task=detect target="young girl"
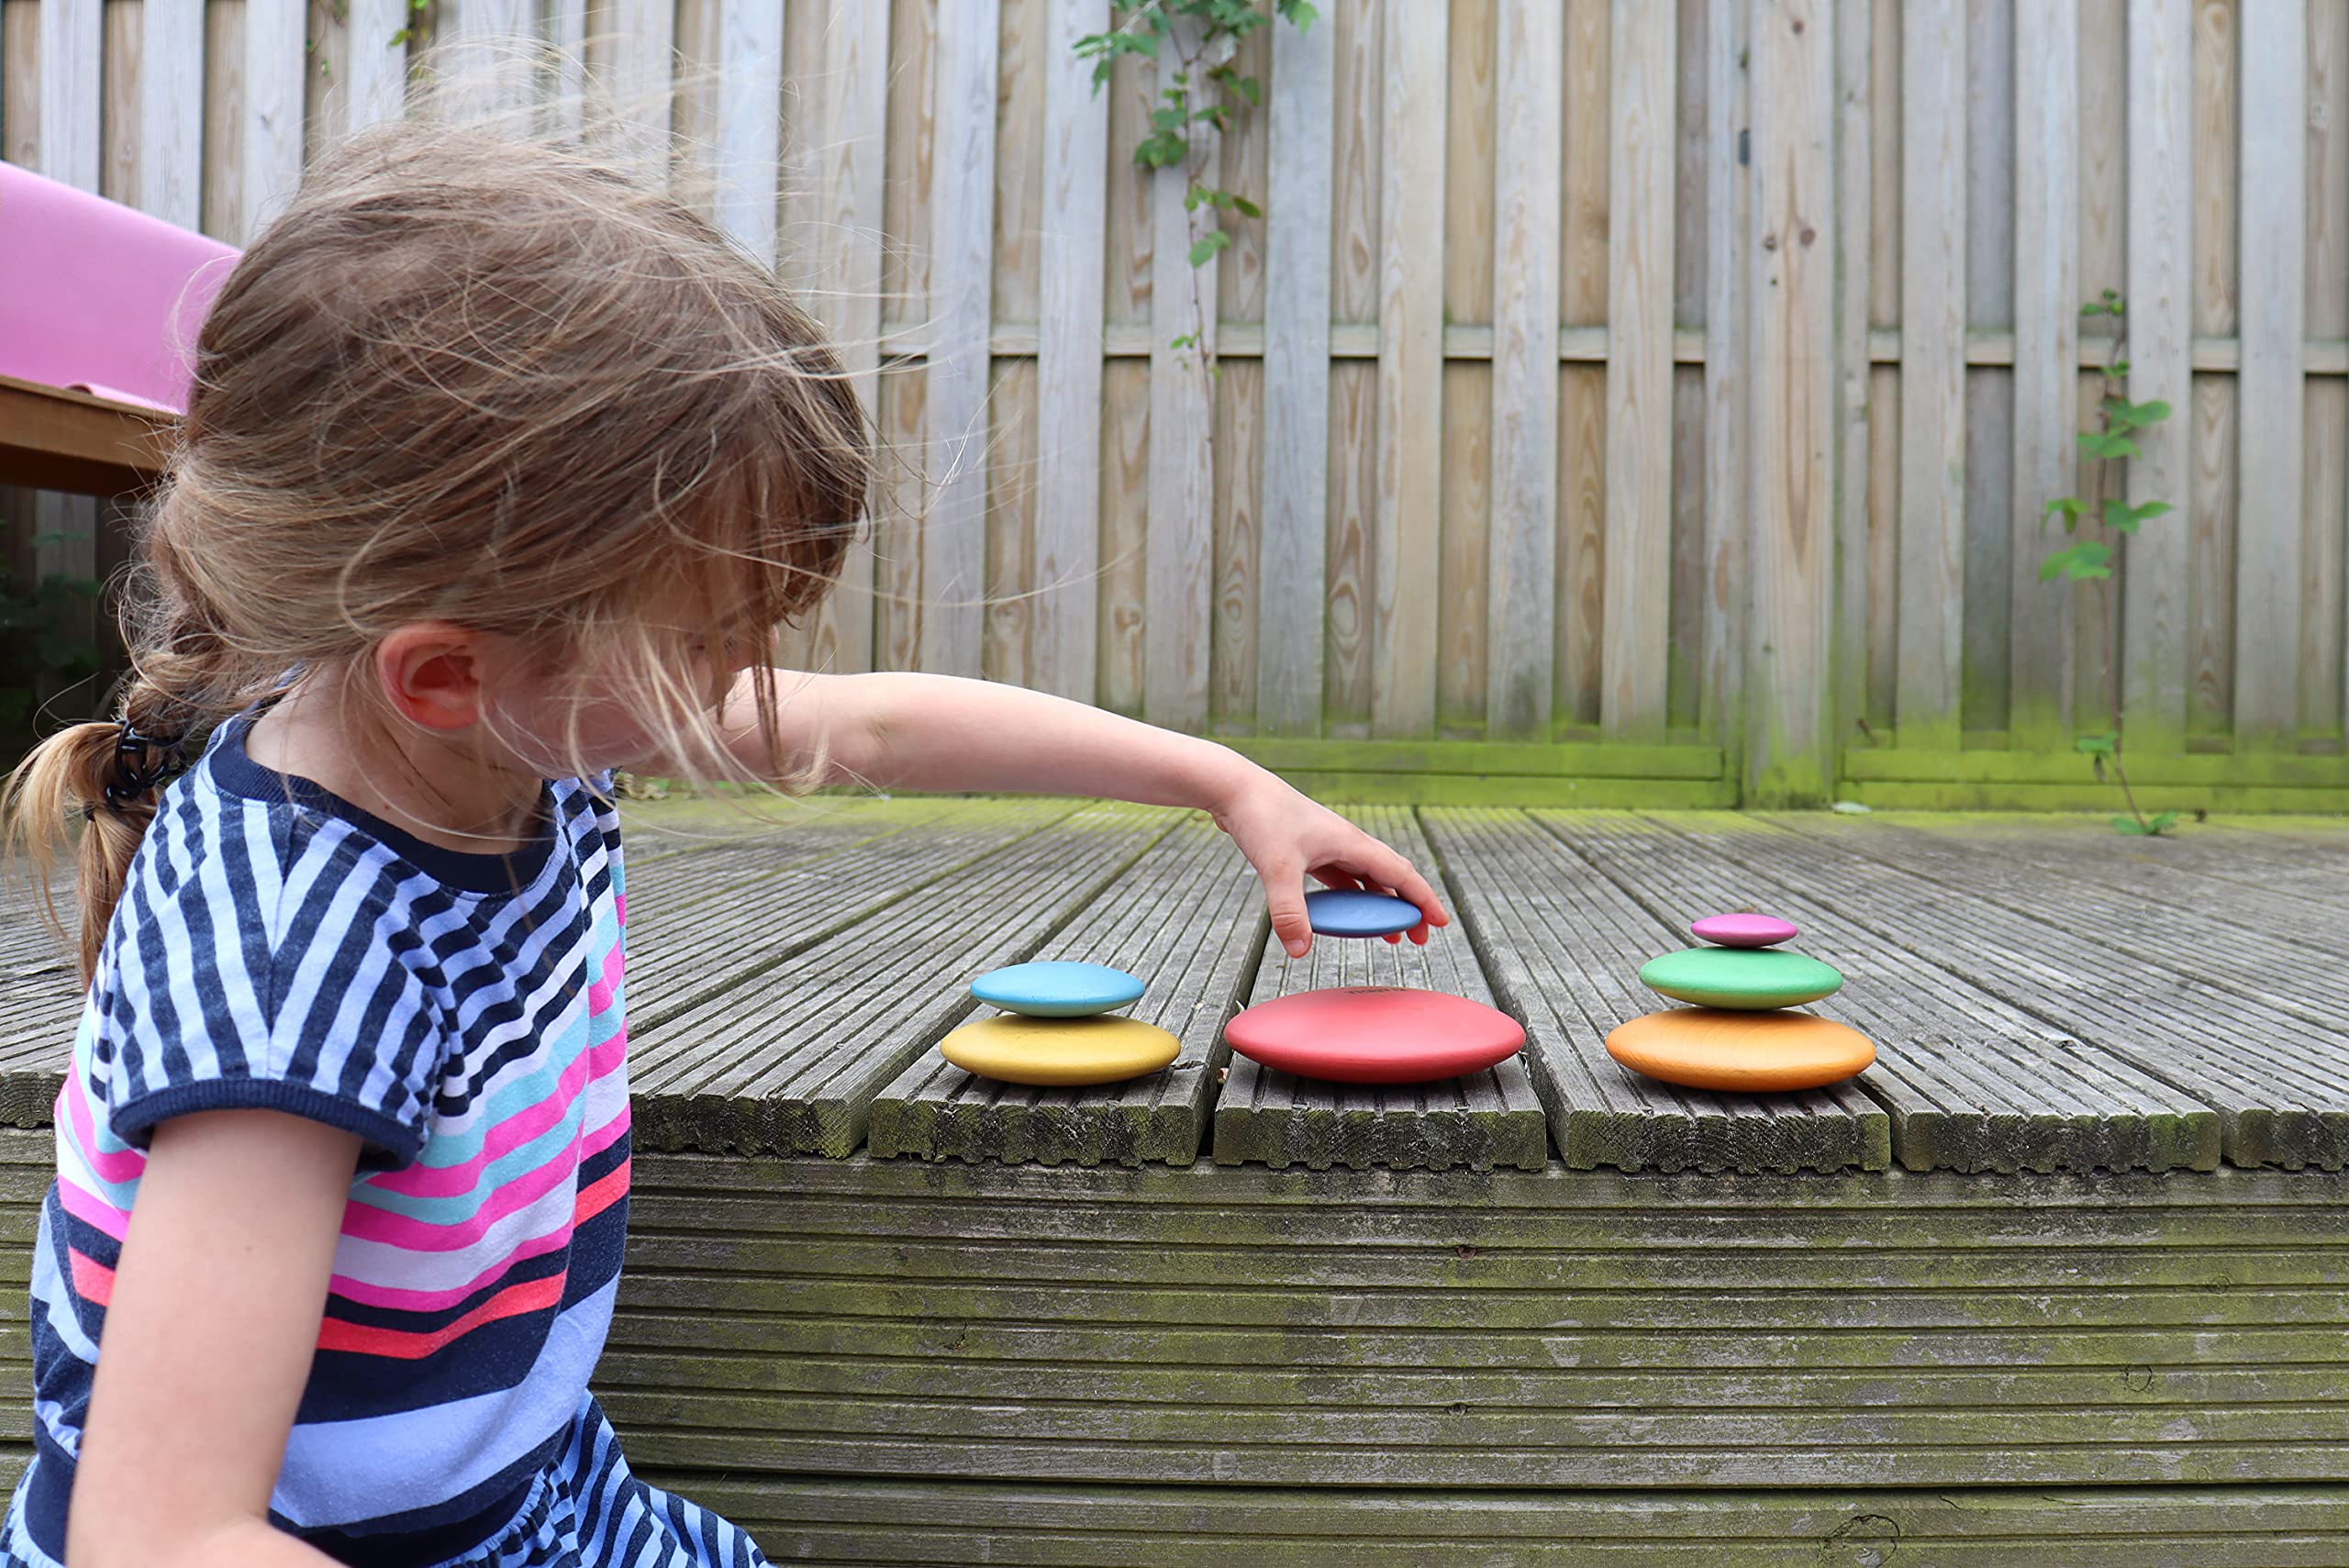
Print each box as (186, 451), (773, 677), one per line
(0, 122), (1444, 1567)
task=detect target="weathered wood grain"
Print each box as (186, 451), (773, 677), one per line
(1599, 0), (1674, 741)
(1895, 0), (1965, 751)
(2124, 0), (2196, 753)
(2008, 0), (2078, 748)
(1255, 6), (1334, 736)
(1368, 1), (1444, 740)
(595, 1473), (2349, 1568)
(138, 0), (203, 227)
(1422, 807), (1887, 1173)
(1702, 0), (1748, 759)
(1742, 0), (1835, 802)
(1485, 0), (1561, 739)
(918, 0), (995, 680)
(584, 1148), (2349, 1489)
(622, 797), (1085, 1031)
(1213, 806), (1547, 1173)
(1547, 810), (2220, 1174)
(2234, 0), (2308, 748)
(1031, 0), (1105, 706)
(867, 817), (1265, 1168)
(1142, 30), (1216, 731)
(626, 803), (1175, 1155)
(1666, 812), (2349, 1170)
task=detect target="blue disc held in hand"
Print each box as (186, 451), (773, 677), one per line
(1304, 888), (1422, 938)
(971, 960), (1146, 1018)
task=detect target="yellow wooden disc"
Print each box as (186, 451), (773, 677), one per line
(1605, 1008), (1876, 1093)
(940, 1013), (1182, 1087)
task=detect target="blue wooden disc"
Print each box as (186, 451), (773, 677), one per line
(1305, 888), (1423, 938)
(970, 960), (1146, 1018)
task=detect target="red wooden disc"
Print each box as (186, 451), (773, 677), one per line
(1223, 986), (1527, 1084)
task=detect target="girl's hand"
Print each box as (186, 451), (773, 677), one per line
(1208, 774), (1451, 958)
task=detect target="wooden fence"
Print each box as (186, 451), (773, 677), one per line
(3, 1), (2346, 809)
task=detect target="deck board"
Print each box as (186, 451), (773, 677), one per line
(1643, 814), (2349, 1170)
(625, 797), (1084, 1032)
(627, 802), (1177, 1155)
(586, 1149), (2349, 1490)
(866, 817), (1267, 1167)
(1422, 808), (1889, 1173)
(1210, 806), (1550, 1173)
(1542, 812), (2221, 1173)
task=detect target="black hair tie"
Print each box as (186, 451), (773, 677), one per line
(102, 721), (188, 805)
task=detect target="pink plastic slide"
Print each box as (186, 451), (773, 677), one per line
(0, 161), (239, 415)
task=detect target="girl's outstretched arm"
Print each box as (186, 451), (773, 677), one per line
(69, 1109), (360, 1568)
(716, 670), (1449, 957)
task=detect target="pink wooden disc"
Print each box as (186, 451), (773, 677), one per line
(1223, 986), (1527, 1084)
(1689, 912), (1799, 948)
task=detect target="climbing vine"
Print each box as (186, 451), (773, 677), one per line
(1076, 0), (1316, 371)
(2039, 288), (2180, 836)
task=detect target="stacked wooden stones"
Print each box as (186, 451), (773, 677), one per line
(1605, 913), (1877, 1092)
(938, 961), (1181, 1086)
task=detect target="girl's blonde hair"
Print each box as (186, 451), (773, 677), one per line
(4, 119), (871, 981)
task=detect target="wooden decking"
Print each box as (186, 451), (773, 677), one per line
(4, 803), (2349, 1562)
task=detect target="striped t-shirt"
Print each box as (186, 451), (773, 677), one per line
(1, 716), (734, 1564)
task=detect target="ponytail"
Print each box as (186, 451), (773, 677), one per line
(3, 697), (191, 984)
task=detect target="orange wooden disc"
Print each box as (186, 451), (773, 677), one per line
(1605, 1007), (1876, 1092)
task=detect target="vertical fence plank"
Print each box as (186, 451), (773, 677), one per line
(440, 0), (539, 122)
(36, 0), (95, 191)
(806, 0), (889, 680)
(1324, 1), (1377, 732)
(1368, 0), (1443, 738)
(1437, 0), (1492, 732)
(2009, 0), (2078, 749)
(1896, 0), (1965, 751)
(1599, 0), (1673, 740)
(2125, 0), (2195, 751)
(1830, 0), (1870, 766)
(1257, 9), (1333, 735)
(2189, 0), (2236, 738)
(139, 0), (202, 225)
(1961, 0), (2012, 738)
(710, 0), (782, 270)
(1558, 0), (1609, 732)
(920, 0), (996, 679)
(1143, 38), (1215, 729)
(1031, 0), (1106, 704)
(1704, 0), (1750, 756)
(984, 0), (1046, 690)
(1213, 358), (1264, 729)
(32, 0), (97, 723)
(599, 0), (676, 185)
(240, 0), (304, 235)
(544, 0), (586, 140)
(1745, 0), (1834, 803)
(1486, 0), (1561, 738)
(2316, 0), (2349, 739)
(2234, 0), (2305, 747)
(874, 0), (934, 676)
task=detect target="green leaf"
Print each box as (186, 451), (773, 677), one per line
(2042, 496), (2087, 528)
(2075, 733), (2118, 756)
(1279, 1), (1320, 31)
(1168, 332), (1197, 351)
(2147, 811), (2180, 834)
(2113, 816), (2154, 835)
(2102, 498), (2174, 533)
(1187, 228), (1231, 267)
(1231, 73), (1263, 106)
(2040, 542), (2114, 582)
(2076, 430), (2142, 461)
(1231, 195), (1262, 219)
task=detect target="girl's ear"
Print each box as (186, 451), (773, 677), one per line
(375, 624), (490, 732)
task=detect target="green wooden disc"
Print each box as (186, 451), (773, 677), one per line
(1636, 947), (1843, 1010)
